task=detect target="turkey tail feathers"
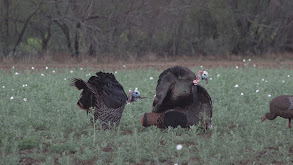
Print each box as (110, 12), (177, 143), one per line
(71, 78), (87, 90)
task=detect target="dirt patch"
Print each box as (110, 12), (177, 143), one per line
(102, 145), (113, 153)
(19, 157), (44, 165)
(74, 157), (99, 165)
(121, 130), (133, 135)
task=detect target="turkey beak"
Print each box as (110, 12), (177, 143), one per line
(261, 115), (267, 122)
(206, 123), (212, 130)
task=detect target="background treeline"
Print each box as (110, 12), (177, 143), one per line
(0, 0), (292, 58)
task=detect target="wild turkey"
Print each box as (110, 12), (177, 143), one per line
(146, 66), (212, 129)
(127, 88), (144, 103)
(71, 71), (127, 129)
(152, 66), (208, 113)
(262, 95), (293, 128)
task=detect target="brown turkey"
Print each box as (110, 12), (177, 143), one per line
(144, 66), (212, 129)
(262, 95), (293, 128)
(71, 72), (127, 129)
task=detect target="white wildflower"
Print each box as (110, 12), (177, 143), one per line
(23, 98), (27, 102)
(268, 94), (271, 97)
(114, 71), (117, 74)
(135, 87), (138, 91)
(248, 59), (251, 62)
(123, 65), (126, 68)
(217, 74), (220, 77)
(243, 59), (246, 62)
(80, 68), (83, 70)
(31, 67), (35, 70)
(253, 64), (256, 67)
(234, 84), (239, 88)
(235, 66), (238, 69)
(265, 80), (268, 83)
(200, 65), (203, 68)
(282, 80), (285, 83)
(176, 144), (183, 150)
(52, 70), (56, 73)
(262, 79), (264, 81)
(256, 90), (259, 93)
(10, 96), (14, 100)
(15, 72), (19, 75)
(64, 78), (67, 80)
(2, 86), (5, 88)
(241, 93), (244, 96)
(45, 66), (48, 70)
(288, 75), (290, 78)
(70, 70), (73, 73)
(41, 73), (44, 76)
(150, 77), (154, 80)
(12, 66), (15, 69)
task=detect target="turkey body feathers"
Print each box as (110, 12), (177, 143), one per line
(152, 66), (196, 113)
(151, 66), (213, 128)
(71, 72), (127, 129)
(267, 95), (293, 120)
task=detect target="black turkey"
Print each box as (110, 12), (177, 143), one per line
(71, 71), (127, 129)
(147, 66), (212, 129)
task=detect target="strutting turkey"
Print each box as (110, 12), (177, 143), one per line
(262, 95), (293, 128)
(142, 66), (212, 129)
(71, 72), (127, 129)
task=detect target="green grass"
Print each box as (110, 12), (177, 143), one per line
(1, 65), (293, 164)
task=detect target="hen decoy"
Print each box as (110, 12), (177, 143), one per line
(146, 66), (212, 129)
(71, 72), (127, 129)
(262, 95), (293, 128)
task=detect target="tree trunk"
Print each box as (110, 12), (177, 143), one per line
(41, 21), (52, 52)
(2, 0), (10, 56)
(12, 2), (42, 53)
(74, 22), (81, 57)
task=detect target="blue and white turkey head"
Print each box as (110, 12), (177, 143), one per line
(127, 88), (142, 103)
(133, 89), (141, 99)
(201, 71), (208, 80)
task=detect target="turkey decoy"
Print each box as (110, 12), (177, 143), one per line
(262, 95), (293, 128)
(143, 85), (212, 129)
(71, 71), (127, 129)
(147, 66), (212, 129)
(141, 110), (191, 128)
(127, 88), (144, 103)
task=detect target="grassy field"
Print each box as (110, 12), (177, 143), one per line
(1, 64), (293, 165)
